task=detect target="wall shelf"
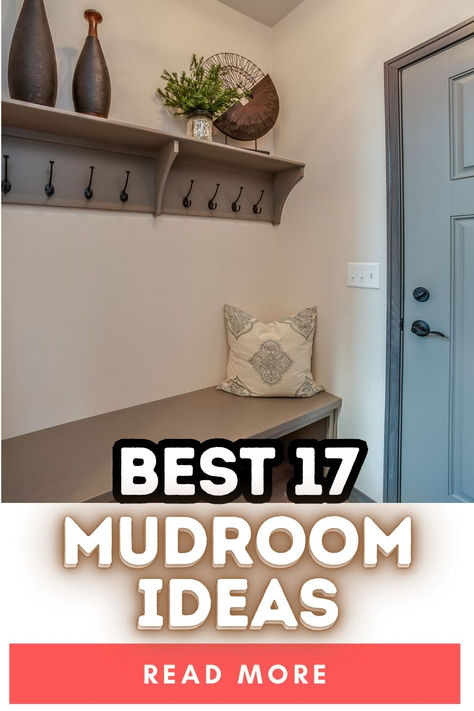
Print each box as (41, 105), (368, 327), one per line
(1, 99), (304, 225)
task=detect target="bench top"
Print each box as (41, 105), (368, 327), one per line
(1, 387), (341, 503)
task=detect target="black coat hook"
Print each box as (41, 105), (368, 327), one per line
(232, 186), (244, 213)
(84, 165), (95, 200)
(120, 170), (130, 203)
(182, 179), (194, 208)
(2, 155), (12, 194)
(44, 160), (55, 197)
(252, 189), (264, 215)
(208, 182), (220, 210)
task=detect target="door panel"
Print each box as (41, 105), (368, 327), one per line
(401, 37), (474, 502)
(450, 70), (474, 178)
(450, 217), (474, 501)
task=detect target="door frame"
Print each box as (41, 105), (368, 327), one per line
(384, 17), (474, 502)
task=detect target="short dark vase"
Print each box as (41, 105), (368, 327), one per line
(73, 9), (111, 118)
(8, 0), (58, 106)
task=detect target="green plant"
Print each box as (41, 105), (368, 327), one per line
(157, 54), (246, 117)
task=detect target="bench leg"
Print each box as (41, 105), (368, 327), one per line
(328, 408), (339, 438)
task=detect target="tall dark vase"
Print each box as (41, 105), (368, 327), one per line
(8, 0), (57, 106)
(72, 9), (111, 118)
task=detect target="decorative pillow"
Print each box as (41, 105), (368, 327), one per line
(217, 304), (324, 398)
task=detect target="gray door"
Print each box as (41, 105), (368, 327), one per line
(401, 37), (474, 502)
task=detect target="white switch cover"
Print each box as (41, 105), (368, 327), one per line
(346, 262), (380, 289)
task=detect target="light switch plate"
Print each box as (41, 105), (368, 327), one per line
(346, 262), (380, 289)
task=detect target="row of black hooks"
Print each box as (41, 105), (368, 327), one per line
(2, 155), (266, 215)
(2, 155), (132, 203)
(183, 179), (265, 214)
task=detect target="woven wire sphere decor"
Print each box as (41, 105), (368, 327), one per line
(203, 53), (279, 142)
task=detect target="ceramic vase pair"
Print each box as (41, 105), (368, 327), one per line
(8, 0), (111, 118)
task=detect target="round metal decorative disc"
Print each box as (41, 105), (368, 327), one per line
(203, 52), (279, 141)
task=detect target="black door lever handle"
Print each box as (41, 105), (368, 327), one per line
(411, 319), (447, 338)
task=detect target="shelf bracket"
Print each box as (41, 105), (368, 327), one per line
(154, 139), (179, 216)
(272, 165), (304, 225)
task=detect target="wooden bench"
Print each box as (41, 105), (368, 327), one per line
(1, 387), (341, 503)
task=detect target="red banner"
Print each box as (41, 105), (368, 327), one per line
(10, 643), (459, 704)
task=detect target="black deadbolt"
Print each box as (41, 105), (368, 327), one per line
(413, 286), (430, 302)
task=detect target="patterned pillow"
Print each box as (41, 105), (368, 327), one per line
(217, 304), (324, 398)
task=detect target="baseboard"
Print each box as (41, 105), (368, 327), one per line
(348, 487), (376, 503)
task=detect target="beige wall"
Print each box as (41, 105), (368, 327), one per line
(272, 0), (473, 499)
(1, 0), (278, 437)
